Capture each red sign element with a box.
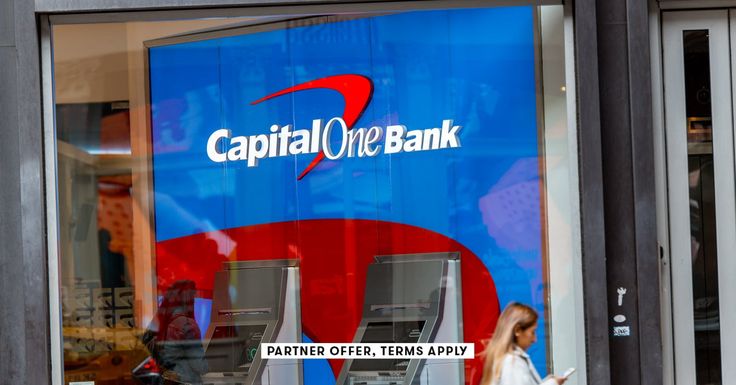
[251,74,374,180]
[156,219,500,385]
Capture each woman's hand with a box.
[542,374,568,385]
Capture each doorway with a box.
[662,9,736,385]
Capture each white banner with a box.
[262,343,474,359]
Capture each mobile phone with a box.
[561,368,576,379]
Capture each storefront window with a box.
[50,3,581,385]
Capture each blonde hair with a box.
[480,302,538,385]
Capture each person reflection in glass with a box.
[98,229,130,289]
[154,280,208,385]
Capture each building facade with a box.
[0,0,719,384]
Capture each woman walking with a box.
[480,303,568,385]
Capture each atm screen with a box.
[205,324,267,374]
[349,321,426,372]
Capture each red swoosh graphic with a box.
[251,74,374,180]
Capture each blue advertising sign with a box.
[148,6,545,384]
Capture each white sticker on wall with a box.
[613,314,626,323]
[612,326,631,337]
[69,382,94,385]
[617,287,627,306]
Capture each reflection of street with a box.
[476,158,542,308]
[63,284,147,384]
[478,158,541,253]
[63,323,148,384]
[476,157,548,374]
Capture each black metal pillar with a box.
[572,0,611,384]
[574,0,662,383]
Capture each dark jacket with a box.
[158,310,208,385]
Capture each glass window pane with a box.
[683,29,722,385]
[51,5,580,385]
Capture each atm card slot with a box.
[370,303,430,311]
[218,307,272,315]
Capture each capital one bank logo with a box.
[206,74,462,180]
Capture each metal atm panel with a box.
[202,259,302,385]
[337,252,464,385]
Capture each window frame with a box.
[40,2,583,385]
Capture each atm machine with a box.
[336,252,464,385]
[202,259,302,385]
